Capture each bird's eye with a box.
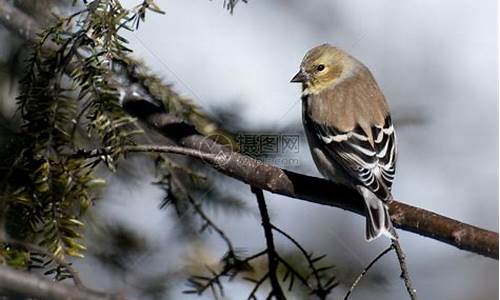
[316,64,325,71]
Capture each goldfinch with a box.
[291,44,397,241]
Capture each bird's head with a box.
[291,44,348,95]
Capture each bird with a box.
[291,44,397,241]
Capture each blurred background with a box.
[0,0,498,299]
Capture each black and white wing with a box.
[312,116,397,201]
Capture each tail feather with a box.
[360,187,396,241]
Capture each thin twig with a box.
[162,166,236,254]
[71,145,220,165]
[193,249,267,295]
[192,206,231,250]
[251,187,286,300]
[247,272,270,300]
[271,224,323,291]
[343,244,394,300]
[275,255,314,290]
[392,233,418,300]
[185,188,235,254]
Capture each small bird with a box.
[291,44,397,241]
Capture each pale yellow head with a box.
[291,44,354,94]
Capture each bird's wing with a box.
[310,116,397,201]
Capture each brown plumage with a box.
[292,44,398,241]
[306,69,389,146]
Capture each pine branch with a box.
[275,255,313,290]
[271,224,337,298]
[1,237,83,287]
[183,249,267,297]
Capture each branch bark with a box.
[122,142,498,260]
[392,234,417,299]
[0,0,498,260]
[0,265,122,300]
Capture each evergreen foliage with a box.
[2,0,172,267]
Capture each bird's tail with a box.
[362,189,396,241]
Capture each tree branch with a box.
[344,245,394,300]
[392,237,417,299]
[119,144,498,260]
[0,0,497,260]
[247,272,269,300]
[0,265,122,300]
[251,187,286,300]
[178,138,499,259]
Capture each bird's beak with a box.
[290,70,307,83]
